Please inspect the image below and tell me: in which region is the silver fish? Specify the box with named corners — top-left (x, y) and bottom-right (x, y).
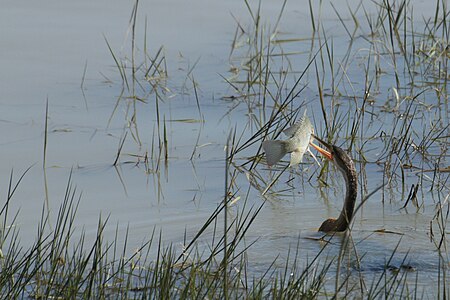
top-left (262, 111), bottom-right (313, 167)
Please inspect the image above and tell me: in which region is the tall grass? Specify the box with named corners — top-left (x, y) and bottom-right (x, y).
top-left (1, 167), bottom-right (431, 298)
top-left (1, 0), bottom-right (449, 298)
top-left (226, 0), bottom-right (448, 296)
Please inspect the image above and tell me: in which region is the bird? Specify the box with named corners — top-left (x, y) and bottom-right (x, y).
top-left (309, 134), bottom-right (358, 232)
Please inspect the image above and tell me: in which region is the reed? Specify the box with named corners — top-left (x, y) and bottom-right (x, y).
top-left (2, 0), bottom-right (449, 297)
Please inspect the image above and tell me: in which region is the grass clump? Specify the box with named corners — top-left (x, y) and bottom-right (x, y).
top-left (0, 167), bottom-right (334, 299)
top-left (3, 0), bottom-right (449, 298)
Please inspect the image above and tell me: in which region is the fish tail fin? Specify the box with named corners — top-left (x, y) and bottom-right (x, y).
top-left (262, 140), bottom-right (287, 166)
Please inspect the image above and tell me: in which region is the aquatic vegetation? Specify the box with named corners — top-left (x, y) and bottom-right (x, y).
top-left (0, 0), bottom-right (449, 298)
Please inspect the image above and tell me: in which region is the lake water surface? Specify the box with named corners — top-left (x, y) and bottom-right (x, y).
top-left (1, 0), bottom-right (448, 296)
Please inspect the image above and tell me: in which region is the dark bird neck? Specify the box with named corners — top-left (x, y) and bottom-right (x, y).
top-left (318, 147), bottom-right (358, 232)
top-left (334, 161), bottom-right (357, 231)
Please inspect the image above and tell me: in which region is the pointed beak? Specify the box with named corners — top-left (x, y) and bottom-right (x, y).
top-left (309, 134), bottom-right (333, 161)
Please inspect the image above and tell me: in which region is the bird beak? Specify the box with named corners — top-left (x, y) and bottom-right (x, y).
top-left (309, 134), bottom-right (333, 161)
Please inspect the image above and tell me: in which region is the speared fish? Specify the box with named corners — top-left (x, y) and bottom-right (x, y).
top-left (262, 111), bottom-right (314, 167)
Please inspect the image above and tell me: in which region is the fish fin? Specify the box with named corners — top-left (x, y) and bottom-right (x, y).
top-left (289, 150), bottom-right (304, 167)
top-left (283, 123), bottom-right (300, 137)
top-left (283, 109), bottom-right (308, 137)
top-left (262, 140), bottom-right (287, 166)
top-left (307, 148), bottom-right (321, 167)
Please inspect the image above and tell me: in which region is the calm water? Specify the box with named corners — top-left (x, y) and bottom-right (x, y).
top-left (1, 0), bottom-right (448, 295)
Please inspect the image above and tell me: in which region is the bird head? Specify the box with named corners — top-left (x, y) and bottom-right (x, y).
top-left (309, 134), bottom-right (353, 175)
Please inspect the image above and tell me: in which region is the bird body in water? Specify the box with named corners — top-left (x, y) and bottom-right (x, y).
top-left (309, 135), bottom-right (358, 232)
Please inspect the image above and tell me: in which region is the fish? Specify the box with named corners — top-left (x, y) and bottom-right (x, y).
top-left (262, 111), bottom-right (313, 167)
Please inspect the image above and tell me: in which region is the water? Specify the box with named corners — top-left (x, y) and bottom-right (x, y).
top-left (1, 0), bottom-right (448, 295)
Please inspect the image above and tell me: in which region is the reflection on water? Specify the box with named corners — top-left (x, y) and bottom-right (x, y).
top-left (0, 0), bottom-right (448, 295)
